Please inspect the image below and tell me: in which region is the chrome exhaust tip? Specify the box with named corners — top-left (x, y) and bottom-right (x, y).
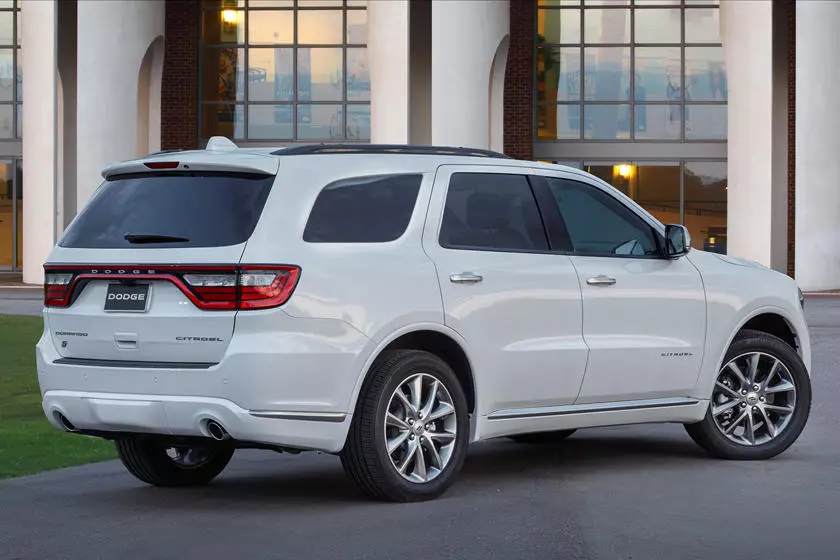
top-left (55, 412), bottom-right (77, 433)
top-left (206, 420), bottom-right (230, 441)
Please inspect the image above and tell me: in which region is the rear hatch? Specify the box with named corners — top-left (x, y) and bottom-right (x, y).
top-left (44, 157), bottom-right (293, 365)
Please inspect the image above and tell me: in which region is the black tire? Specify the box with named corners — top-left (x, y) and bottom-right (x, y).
top-left (115, 437), bottom-right (235, 487)
top-left (508, 429), bottom-right (577, 444)
top-left (340, 349), bottom-right (470, 502)
top-left (685, 329), bottom-right (811, 460)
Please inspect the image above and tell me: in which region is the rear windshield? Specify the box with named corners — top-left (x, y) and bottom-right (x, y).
top-left (59, 173), bottom-right (275, 249)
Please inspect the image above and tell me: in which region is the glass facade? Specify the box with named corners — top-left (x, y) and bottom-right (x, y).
top-left (536, 0), bottom-right (727, 253)
top-left (199, 0), bottom-right (369, 142)
top-left (0, 0), bottom-right (20, 270)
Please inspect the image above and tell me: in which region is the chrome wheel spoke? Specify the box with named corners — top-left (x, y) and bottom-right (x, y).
top-left (715, 381), bottom-right (740, 399)
top-left (763, 403), bottom-right (794, 414)
top-left (747, 354), bottom-right (760, 385)
top-left (765, 380), bottom-right (795, 395)
top-left (429, 430), bottom-right (456, 444)
top-left (422, 437), bottom-right (443, 470)
top-left (724, 410), bottom-right (748, 435)
top-left (409, 375), bottom-right (423, 412)
top-left (394, 389), bottom-right (415, 417)
top-left (762, 359), bottom-right (781, 390)
top-left (427, 402), bottom-right (455, 423)
top-left (387, 431), bottom-right (410, 454)
top-left (419, 380), bottom-right (439, 419)
top-left (727, 362), bottom-right (749, 389)
top-left (398, 439), bottom-right (419, 474)
top-left (745, 410), bottom-right (757, 445)
top-left (712, 399), bottom-right (740, 417)
top-left (386, 412), bottom-right (409, 430)
top-left (759, 406), bottom-right (777, 438)
top-left (413, 443), bottom-right (428, 481)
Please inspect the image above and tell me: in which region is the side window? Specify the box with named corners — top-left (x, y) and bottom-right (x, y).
top-left (545, 177), bottom-right (660, 257)
top-left (303, 174), bottom-right (422, 243)
top-left (439, 173), bottom-right (549, 252)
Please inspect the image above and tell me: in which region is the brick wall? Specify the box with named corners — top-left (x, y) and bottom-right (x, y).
top-left (787, 1), bottom-right (796, 278)
top-left (161, 0), bottom-right (199, 151)
top-left (504, 0), bottom-right (535, 160)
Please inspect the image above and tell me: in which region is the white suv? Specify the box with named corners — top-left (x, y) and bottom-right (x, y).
top-left (36, 139), bottom-right (812, 502)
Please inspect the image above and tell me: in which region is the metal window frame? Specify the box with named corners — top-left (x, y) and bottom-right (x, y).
top-left (198, 0), bottom-right (369, 143)
top-left (0, 1), bottom-right (22, 271)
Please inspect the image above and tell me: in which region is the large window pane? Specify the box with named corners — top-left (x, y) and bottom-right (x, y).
top-left (298, 10), bottom-right (343, 44)
top-left (685, 105), bottom-right (726, 139)
top-left (684, 161), bottom-right (727, 253)
top-left (297, 104), bottom-right (343, 140)
top-left (584, 104), bottom-right (630, 139)
top-left (298, 48), bottom-right (342, 101)
top-left (538, 8), bottom-right (581, 44)
top-left (538, 46), bottom-right (581, 102)
top-left (248, 48), bottom-right (293, 101)
top-left (634, 105), bottom-right (681, 139)
top-left (347, 104), bottom-right (370, 140)
top-left (202, 10), bottom-right (244, 44)
top-left (249, 10), bottom-right (293, 44)
top-left (635, 47), bottom-right (681, 101)
top-left (248, 104), bottom-right (293, 139)
top-left (584, 47), bottom-right (630, 101)
top-left (634, 9), bottom-right (681, 43)
top-left (202, 104), bottom-right (244, 139)
top-left (0, 49), bottom-right (12, 102)
top-left (202, 48), bottom-right (244, 102)
top-left (249, 0), bottom-right (294, 6)
top-left (347, 9), bottom-right (367, 44)
top-left (347, 48), bottom-right (370, 101)
top-left (584, 9), bottom-right (630, 44)
top-left (635, 164), bottom-right (680, 224)
top-left (0, 160), bottom-right (11, 267)
top-left (538, 104), bottom-right (580, 139)
top-left (685, 9), bottom-right (720, 43)
top-left (685, 46), bottom-right (726, 101)
top-left (0, 12), bottom-right (12, 45)
top-left (0, 103), bottom-right (12, 139)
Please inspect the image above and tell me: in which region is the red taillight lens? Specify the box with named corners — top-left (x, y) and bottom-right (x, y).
top-left (44, 272), bottom-right (75, 307)
top-left (143, 161), bottom-right (180, 170)
top-left (239, 267), bottom-right (300, 310)
top-left (182, 273), bottom-right (238, 309)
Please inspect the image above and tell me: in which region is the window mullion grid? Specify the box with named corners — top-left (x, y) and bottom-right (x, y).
top-left (579, 7), bottom-right (584, 140)
top-left (243, 8), bottom-right (249, 141)
top-left (681, 5), bottom-right (686, 141)
top-left (293, 0), bottom-right (299, 141)
top-left (342, 6), bottom-right (347, 140)
top-left (630, 5), bottom-right (635, 140)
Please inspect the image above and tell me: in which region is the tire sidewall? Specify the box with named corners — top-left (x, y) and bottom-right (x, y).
top-left (370, 352), bottom-right (470, 500)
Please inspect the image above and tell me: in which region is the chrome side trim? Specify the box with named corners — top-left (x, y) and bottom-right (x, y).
top-left (487, 397), bottom-right (700, 421)
top-left (248, 411), bottom-right (347, 423)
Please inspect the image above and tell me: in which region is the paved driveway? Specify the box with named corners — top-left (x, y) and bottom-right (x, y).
top-left (2, 300), bottom-right (839, 560)
top-left (0, 287), bottom-right (42, 317)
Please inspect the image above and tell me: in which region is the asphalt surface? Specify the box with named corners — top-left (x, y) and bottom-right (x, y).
top-left (1, 300), bottom-right (839, 560)
top-left (0, 287), bottom-right (42, 317)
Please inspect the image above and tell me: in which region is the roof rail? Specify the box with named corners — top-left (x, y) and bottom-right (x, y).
top-left (270, 144), bottom-right (511, 159)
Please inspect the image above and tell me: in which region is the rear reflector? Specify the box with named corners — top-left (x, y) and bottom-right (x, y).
top-left (43, 265), bottom-right (300, 310)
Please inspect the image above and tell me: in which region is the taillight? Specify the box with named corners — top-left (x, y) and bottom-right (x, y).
top-left (44, 272), bottom-right (75, 307)
top-left (182, 273), bottom-right (238, 308)
top-left (239, 267), bottom-right (300, 310)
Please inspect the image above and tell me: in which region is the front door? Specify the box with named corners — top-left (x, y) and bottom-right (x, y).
top-left (422, 166), bottom-right (588, 417)
top-left (537, 173), bottom-right (707, 404)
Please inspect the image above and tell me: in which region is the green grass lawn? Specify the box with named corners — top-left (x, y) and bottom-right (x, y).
top-left (0, 314), bottom-right (115, 479)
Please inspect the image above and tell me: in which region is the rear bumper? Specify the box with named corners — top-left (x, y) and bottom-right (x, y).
top-left (42, 390), bottom-right (350, 453)
top-left (36, 312), bottom-right (371, 453)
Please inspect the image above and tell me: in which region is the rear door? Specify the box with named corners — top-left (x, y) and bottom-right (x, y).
top-left (422, 165), bottom-right (587, 416)
top-left (45, 170), bottom-right (276, 364)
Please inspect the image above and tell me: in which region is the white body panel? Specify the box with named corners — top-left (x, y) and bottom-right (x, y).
top-left (36, 149), bottom-right (811, 453)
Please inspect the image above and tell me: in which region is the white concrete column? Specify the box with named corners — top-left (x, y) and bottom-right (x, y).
top-left (21, 0), bottom-right (58, 285)
top-left (720, 0), bottom-right (787, 272)
top-left (431, 0), bottom-right (509, 149)
top-left (795, 1), bottom-right (840, 291)
top-left (76, 0), bottom-right (164, 207)
top-left (368, 0), bottom-right (410, 144)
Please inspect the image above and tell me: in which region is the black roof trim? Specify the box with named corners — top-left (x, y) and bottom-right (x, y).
top-left (270, 144), bottom-right (511, 159)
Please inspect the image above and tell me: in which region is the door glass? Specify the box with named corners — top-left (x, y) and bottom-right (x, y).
top-left (684, 161), bottom-right (727, 253)
top-left (439, 173), bottom-right (549, 252)
top-left (0, 160), bottom-right (12, 267)
top-left (545, 177), bottom-right (659, 257)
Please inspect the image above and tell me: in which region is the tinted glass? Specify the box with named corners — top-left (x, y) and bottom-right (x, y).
top-left (440, 174), bottom-right (548, 252)
top-left (303, 174), bottom-right (422, 243)
top-left (59, 173), bottom-right (274, 249)
top-left (545, 177), bottom-right (659, 257)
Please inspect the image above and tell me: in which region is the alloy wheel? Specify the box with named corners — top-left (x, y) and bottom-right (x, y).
top-left (384, 373), bottom-right (458, 483)
top-left (711, 352), bottom-right (797, 446)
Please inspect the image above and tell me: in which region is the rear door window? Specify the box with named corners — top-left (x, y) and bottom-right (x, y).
top-left (303, 174), bottom-right (423, 243)
top-left (60, 172), bottom-right (275, 249)
top-left (439, 173), bottom-right (549, 252)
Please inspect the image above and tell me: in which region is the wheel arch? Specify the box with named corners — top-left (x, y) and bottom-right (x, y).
top-left (718, 306), bottom-right (807, 376)
top-left (348, 324), bottom-right (478, 419)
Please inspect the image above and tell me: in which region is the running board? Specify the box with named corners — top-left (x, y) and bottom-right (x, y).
top-left (487, 397), bottom-right (700, 421)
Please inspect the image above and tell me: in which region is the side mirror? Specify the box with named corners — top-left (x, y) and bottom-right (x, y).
top-left (664, 224), bottom-right (691, 258)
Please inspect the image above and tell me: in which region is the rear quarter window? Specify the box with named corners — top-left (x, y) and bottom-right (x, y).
top-left (303, 174), bottom-right (423, 243)
top-left (59, 172), bottom-right (275, 249)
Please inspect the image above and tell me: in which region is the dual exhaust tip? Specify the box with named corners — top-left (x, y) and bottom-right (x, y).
top-left (53, 410), bottom-right (231, 442)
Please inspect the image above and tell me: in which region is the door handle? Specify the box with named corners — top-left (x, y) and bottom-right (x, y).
top-left (450, 273), bottom-right (483, 284)
top-left (586, 275), bottom-right (616, 286)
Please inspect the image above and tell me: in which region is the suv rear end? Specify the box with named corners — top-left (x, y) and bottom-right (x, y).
top-left (37, 148), bottom-right (373, 454)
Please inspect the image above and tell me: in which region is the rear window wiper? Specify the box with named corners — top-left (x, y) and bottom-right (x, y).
top-left (124, 233), bottom-right (190, 244)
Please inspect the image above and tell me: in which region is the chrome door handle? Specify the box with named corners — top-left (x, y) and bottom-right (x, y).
top-left (586, 275), bottom-right (616, 286)
top-left (450, 273), bottom-right (483, 284)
